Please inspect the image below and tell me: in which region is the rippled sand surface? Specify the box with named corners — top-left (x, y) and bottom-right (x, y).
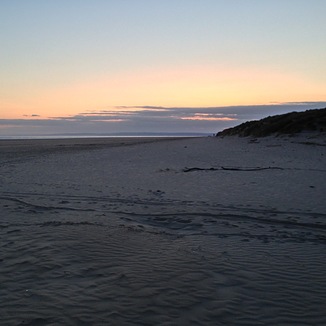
top-left (1, 136), bottom-right (326, 325)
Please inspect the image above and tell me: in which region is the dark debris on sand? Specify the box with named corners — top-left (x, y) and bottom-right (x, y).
top-left (217, 108), bottom-right (326, 137)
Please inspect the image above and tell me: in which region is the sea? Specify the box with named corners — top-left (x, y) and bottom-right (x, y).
top-left (0, 132), bottom-right (212, 140)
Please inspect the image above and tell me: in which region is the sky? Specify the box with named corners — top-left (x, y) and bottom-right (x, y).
top-left (1, 0), bottom-right (326, 136)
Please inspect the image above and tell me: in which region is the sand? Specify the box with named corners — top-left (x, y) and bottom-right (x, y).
top-left (1, 135), bottom-right (326, 325)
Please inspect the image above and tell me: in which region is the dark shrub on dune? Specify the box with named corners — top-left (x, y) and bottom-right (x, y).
top-left (217, 108), bottom-right (326, 137)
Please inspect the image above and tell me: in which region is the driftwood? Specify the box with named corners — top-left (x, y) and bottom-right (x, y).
top-left (183, 166), bottom-right (284, 173)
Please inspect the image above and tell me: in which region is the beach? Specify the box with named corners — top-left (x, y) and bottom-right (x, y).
top-left (1, 135), bottom-right (326, 325)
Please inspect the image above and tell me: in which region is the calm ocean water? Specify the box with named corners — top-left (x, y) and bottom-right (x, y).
top-left (0, 133), bottom-right (211, 140)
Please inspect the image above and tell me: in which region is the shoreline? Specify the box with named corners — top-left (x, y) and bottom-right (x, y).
top-left (0, 136), bottom-right (195, 161)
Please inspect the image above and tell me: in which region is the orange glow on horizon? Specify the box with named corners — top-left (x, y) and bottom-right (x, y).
top-left (1, 64), bottom-right (326, 119)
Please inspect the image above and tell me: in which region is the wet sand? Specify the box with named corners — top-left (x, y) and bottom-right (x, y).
top-left (1, 136), bottom-right (326, 325)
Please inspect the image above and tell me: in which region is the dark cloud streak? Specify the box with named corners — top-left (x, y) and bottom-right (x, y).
top-left (1, 102), bottom-right (325, 136)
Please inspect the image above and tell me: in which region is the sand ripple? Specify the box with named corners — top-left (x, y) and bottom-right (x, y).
top-left (1, 195), bottom-right (326, 325)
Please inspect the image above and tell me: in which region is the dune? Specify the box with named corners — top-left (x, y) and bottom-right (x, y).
top-left (217, 107), bottom-right (326, 137)
top-left (0, 133), bottom-right (325, 325)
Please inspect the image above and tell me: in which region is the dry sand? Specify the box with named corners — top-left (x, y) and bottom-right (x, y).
top-left (1, 135), bottom-right (326, 325)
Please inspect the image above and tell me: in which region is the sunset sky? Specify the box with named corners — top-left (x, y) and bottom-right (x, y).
top-left (1, 0), bottom-right (326, 135)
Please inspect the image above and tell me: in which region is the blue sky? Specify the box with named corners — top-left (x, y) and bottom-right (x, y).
top-left (1, 0), bottom-right (325, 135)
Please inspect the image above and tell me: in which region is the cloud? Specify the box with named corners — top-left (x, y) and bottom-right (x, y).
top-left (1, 102), bottom-right (325, 136)
top-left (180, 115), bottom-right (237, 121)
top-left (23, 114), bottom-right (40, 117)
